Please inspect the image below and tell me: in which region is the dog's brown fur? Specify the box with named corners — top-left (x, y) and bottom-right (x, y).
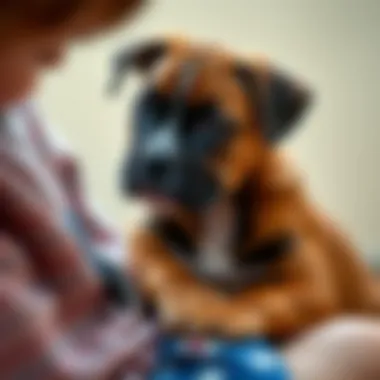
top-left (117, 37), bottom-right (380, 339)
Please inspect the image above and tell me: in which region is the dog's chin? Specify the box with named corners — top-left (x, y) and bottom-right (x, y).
top-left (132, 187), bottom-right (223, 215)
top-left (136, 191), bottom-right (180, 215)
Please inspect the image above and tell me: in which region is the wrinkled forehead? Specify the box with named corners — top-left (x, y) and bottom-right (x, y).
top-left (151, 51), bottom-right (248, 114)
top-left (154, 57), bottom-right (205, 105)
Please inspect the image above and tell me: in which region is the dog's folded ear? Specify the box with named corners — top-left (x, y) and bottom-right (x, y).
top-left (108, 39), bottom-right (167, 94)
top-left (235, 63), bottom-right (312, 143)
top-left (107, 37), bottom-right (187, 95)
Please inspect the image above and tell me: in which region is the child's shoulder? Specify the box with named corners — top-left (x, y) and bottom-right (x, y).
top-left (14, 99), bottom-right (73, 155)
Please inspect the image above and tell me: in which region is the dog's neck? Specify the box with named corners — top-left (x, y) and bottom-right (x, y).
top-left (183, 177), bottom-right (258, 288)
top-left (151, 176), bottom-right (260, 254)
top-left (196, 196), bottom-right (237, 280)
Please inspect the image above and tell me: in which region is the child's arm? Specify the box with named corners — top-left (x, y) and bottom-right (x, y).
top-left (24, 103), bottom-right (141, 305)
top-left (25, 102), bottom-right (125, 263)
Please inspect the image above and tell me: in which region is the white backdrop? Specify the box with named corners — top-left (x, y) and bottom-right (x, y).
top-left (39, 0), bottom-right (380, 254)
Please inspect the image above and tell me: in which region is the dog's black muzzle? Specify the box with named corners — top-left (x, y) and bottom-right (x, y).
top-left (122, 150), bottom-right (220, 210)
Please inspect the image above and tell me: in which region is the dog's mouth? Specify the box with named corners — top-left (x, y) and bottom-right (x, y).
top-left (124, 165), bottom-right (222, 211)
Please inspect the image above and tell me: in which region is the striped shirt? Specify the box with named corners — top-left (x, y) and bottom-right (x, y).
top-left (0, 102), bottom-right (156, 379)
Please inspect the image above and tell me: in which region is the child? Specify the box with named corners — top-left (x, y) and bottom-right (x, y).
top-left (0, 1), bottom-right (156, 379)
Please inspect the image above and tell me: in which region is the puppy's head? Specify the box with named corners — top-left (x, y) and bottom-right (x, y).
top-left (111, 37), bottom-right (312, 211)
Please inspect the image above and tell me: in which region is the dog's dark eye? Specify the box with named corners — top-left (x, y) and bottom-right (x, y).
top-left (184, 103), bottom-right (217, 134)
top-left (134, 89), bottom-right (171, 136)
top-left (145, 91), bottom-right (171, 122)
top-left (190, 116), bottom-right (235, 158)
top-left (154, 95), bottom-right (171, 121)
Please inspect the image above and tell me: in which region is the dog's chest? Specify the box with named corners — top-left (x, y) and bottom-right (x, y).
top-left (196, 200), bottom-right (237, 280)
top-left (151, 199), bottom-right (292, 292)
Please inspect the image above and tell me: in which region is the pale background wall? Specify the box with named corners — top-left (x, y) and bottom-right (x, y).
top-left (38, 0), bottom-right (380, 254)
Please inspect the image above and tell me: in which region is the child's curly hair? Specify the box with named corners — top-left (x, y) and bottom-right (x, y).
top-left (1, 0), bottom-right (147, 34)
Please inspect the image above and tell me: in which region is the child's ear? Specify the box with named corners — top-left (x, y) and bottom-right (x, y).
top-left (108, 36), bottom-right (187, 94)
top-left (234, 63), bottom-right (312, 143)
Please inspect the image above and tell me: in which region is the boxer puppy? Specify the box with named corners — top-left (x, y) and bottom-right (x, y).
top-left (111, 37), bottom-right (380, 339)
